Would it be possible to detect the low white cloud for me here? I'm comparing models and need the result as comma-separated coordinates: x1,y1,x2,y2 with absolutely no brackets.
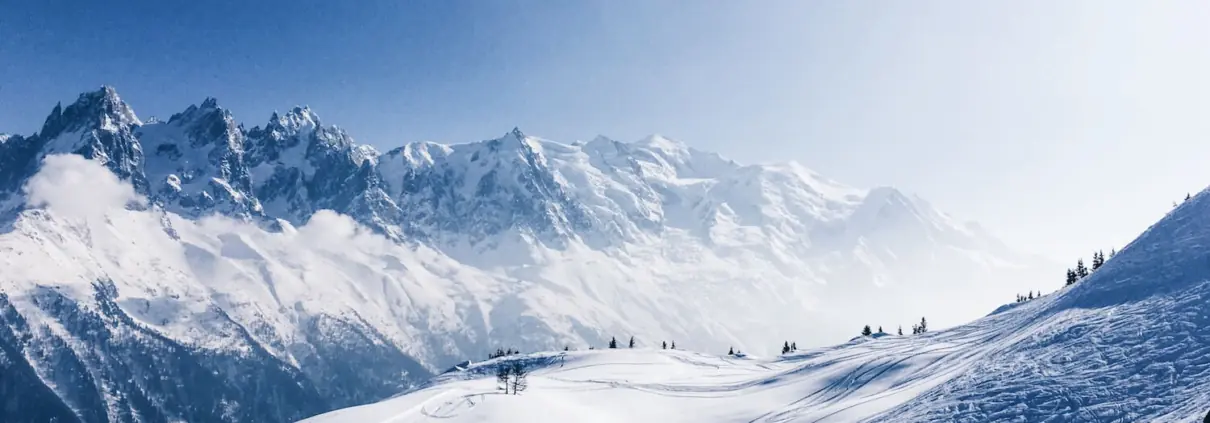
298,210,359,245
23,154,145,220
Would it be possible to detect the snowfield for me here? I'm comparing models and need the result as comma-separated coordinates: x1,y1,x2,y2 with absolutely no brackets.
301,343,979,423
304,189,1210,422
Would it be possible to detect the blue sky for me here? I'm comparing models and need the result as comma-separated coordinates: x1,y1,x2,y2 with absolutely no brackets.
2,0,1208,261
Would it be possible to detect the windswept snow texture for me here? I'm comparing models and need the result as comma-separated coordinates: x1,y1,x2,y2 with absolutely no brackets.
306,190,1210,422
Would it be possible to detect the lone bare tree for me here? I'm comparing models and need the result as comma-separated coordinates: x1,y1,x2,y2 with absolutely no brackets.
509,361,528,395
496,362,511,393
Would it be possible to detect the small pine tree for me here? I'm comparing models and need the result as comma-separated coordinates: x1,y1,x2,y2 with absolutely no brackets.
878,326,883,334
661,341,667,350
897,326,903,336
728,346,734,355
1092,251,1104,270
629,336,635,348
791,342,797,351
1066,269,1078,286
918,317,928,333
609,337,618,349
782,341,791,354
861,325,873,336
1076,259,1089,278
1187,193,1192,201
670,341,676,350
564,346,570,351
1028,291,1034,300
1109,248,1116,258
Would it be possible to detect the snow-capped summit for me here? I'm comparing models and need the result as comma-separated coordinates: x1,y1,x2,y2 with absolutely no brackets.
136,97,261,219
0,86,147,213
267,105,323,135
387,128,596,254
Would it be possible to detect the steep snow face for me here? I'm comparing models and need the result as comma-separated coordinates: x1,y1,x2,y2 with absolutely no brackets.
136,98,263,219
242,106,402,237
305,188,1210,423
384,129,597,256
881,188,1210,422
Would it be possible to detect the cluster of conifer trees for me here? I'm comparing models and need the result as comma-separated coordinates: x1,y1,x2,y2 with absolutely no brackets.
856,318,927,338
606,336,637,349
488,348,521,359
1015,291,1042,303
1065,249,1114,286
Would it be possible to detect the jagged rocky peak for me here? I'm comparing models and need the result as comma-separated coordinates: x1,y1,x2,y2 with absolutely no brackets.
246,105,360,166
485,127,540,154
25,86,148,190
267,105,322,135
136,96,261,219
157,97,244,150
39,85,141,141
383,127,599,249
245,107,316,165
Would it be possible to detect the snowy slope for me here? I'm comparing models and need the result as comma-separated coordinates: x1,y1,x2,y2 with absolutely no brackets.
135,98,263,219
301,344,978,423
305,189,1210,423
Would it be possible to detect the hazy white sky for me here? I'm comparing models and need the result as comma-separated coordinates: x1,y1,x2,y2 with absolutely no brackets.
542,0,1210,263
3,0,1208,262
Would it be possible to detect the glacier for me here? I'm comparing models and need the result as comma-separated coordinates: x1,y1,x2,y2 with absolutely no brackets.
306,187,1210,422
0,87,1056,422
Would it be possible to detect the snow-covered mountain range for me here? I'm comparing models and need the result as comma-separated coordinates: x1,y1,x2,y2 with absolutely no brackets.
306,184,1210,423
0,87,1054,422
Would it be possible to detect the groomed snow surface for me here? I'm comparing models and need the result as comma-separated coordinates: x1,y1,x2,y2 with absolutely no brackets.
305,190,1210,422
301,341,973,423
